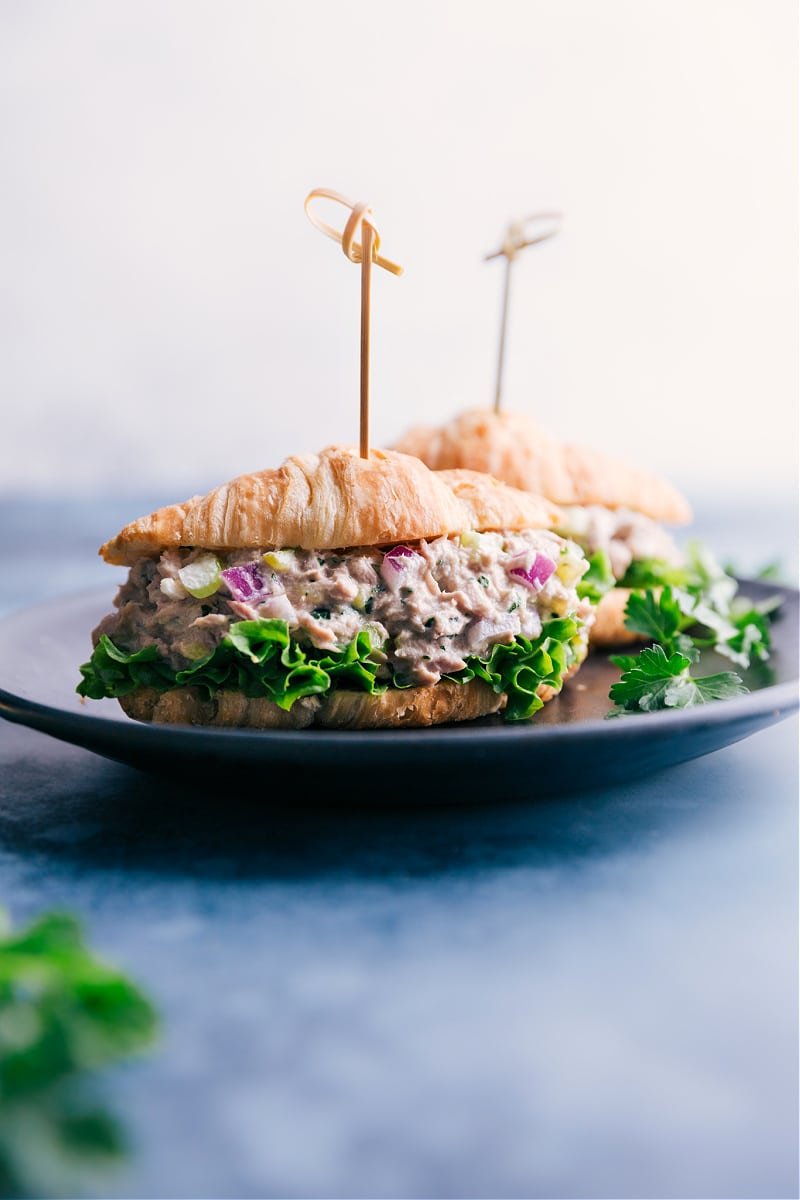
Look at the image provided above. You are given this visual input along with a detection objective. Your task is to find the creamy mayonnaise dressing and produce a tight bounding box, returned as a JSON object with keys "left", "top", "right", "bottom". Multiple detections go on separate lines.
{"left": 556, "top": 505, "right": 682, "bottom": 580}
{"left": 94, "top": 531, "right": 592, "bottom": 688}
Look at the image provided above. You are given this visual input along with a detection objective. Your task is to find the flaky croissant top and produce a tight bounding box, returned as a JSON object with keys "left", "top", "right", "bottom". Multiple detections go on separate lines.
{"left": 393, "top": 409, "right": 693, "bottom": 524}
{"left": 100, "top": 446, "right": 565, "bottom": 565}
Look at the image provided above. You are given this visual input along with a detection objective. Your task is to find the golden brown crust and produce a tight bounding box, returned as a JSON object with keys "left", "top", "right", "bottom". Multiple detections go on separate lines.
{"left": 118, "top": 641, "right": 590, "bottom": 728}
{"left": 118, "top": 679, "right": 507, "bottom": 729}
{"left": 313, "top": 680, "right": 504, "bottom": 728}
{"left": 435, "top": 468, "right": 563, "bottom": 532}
{"left": 181, "top": 447, "right": 469, "bottom": 558}
{"left": 99, "top": 445, "right": 565, "bottom": 565}
{"left": 393, "top": 410, "right": 692, "bottom": 525}
{"left": 119, "top": 687, "right": 321, "bottom": 728}
{"left": 100, "top": 498, "right": 200, "bottom": 565}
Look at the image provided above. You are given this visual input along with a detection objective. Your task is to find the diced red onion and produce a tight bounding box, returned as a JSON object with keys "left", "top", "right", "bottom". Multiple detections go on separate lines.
{"left": 384, "top": 545, "right": 417, "bottom": 567}
{"left": 380, "top": 545, "right": 419, "bottom": 589}
{"left": 221, "top": 562, "right": 270, "bottom": 602}
{"left": 508, "top": 552, "right": 556, "bottom": 592}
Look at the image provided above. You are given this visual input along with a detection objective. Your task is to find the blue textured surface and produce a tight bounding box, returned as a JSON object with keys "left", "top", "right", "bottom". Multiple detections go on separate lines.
{"left": 1, "top": 496, "right": 798, "bottom": 1199}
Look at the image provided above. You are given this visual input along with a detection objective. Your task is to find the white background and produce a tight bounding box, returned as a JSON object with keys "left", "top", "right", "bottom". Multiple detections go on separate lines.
{"left": 1, "top": 0, "right": 796, "bottom": 510}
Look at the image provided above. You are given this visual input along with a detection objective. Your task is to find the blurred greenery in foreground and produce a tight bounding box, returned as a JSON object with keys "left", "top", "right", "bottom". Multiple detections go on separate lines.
{"left": 0, "top": 910, "right": 158, "bottom": 1199}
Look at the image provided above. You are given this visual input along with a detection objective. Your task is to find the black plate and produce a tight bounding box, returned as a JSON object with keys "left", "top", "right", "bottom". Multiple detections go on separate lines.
{"left": 0, "top": 583, "right": 797, "bottom": 798}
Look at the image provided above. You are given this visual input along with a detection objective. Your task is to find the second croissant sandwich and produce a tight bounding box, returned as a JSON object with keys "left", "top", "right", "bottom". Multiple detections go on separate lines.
{"left": 394, "top": 409, "right": 693, "bottom": 645}
{"left": 78, "top": 446, "right": 595, "bottom": 728}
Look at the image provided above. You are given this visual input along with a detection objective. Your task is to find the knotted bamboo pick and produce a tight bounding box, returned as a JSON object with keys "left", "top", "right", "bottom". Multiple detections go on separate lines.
{"left": 304, "top": 189, "right": 403, "bottom": 458}
{"left": 484, "top": 212, "right": 562, "bottom": 414}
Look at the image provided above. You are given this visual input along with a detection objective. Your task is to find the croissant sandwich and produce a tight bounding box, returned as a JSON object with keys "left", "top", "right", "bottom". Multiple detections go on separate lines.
{"left": 77, "top": 446, "right": 596, "bottom": 729}
{"left": 393, "top": 409, "right": 692, "bottom": 646}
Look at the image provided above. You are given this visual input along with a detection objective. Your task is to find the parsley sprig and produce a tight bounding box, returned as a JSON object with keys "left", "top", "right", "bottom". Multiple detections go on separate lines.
{"left": 608, "top": 588, "right": 747, "bottom": 714}
{"left": 0, "top": 909, "right": 158, "bottom": 1199}
{"left": 608, "top": 545, "right": 780, "bottom": 715}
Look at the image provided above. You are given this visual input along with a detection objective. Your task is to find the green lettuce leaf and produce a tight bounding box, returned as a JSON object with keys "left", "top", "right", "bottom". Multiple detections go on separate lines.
{"left": 78, "top": 617, "right": 584, "bottom": 723}
{"left": 449, "top": 617, "right": 582, "bottom": 721}
{"left": 577, "top": 550, "right": 616, "bottom": 602}
{"left": 78, "top": 620, "right": 387, "bottom": 712}
{"left": 75, "top": 636, "right": 175, "bottom": 700}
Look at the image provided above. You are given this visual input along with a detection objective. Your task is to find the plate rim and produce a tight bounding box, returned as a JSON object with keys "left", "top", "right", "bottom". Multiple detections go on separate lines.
{"left": 0, "top": 580, "right": 797, "bottom": 749}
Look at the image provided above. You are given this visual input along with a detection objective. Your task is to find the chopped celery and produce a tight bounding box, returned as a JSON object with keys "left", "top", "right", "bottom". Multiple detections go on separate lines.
{"left": 178, "top": 640, "right": 211, "bottom": 661}
{"left": 178, "top": 553, "right": 221, "bottom": 599}
{"left": 556, "top": 556, "right": 585, "bottom": 587}
{"left": 263, "top": 550, "right": 295, "bottom": 572}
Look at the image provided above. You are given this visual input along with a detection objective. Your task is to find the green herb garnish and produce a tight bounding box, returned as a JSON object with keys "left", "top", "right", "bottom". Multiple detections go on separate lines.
{"left": 0, "top": 910, "right": 158, "bottom": 1199}
{"left": 608, "top": 585, "right": 751, "bottom": 714}
{"left": 606, "top": 542, "right": 782, "bottom": 714}
{"left": 609, "top": 643, "right": 747, "bottom": 712}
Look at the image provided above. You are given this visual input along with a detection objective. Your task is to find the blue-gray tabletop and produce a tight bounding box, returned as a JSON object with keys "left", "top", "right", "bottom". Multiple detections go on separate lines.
{"left": 1, "top": 494, "right": 798, "bottom": 1200}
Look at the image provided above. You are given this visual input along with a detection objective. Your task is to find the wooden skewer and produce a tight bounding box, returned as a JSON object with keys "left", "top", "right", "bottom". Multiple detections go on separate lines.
{"left": 494, "top": 253, "right": 513, "bottom": 415}
{"left": 485, "top": 212, "right": 562, "bottom": 414}
{"left": 360, "top": 220, "right": 375, "bottom": 459}
{"left": 304, "top": 189, "right": 402, "bottom": 273}
{"left": 305, "top": 189, "right": 403, "bottom": 459}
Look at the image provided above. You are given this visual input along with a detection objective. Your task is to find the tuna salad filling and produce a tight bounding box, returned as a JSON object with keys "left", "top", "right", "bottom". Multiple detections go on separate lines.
{"left": 78, "top": 530, "right": 594, "bottom": 720}
{"left": 556, "top": 505, "right": 683, "bottom": 583}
